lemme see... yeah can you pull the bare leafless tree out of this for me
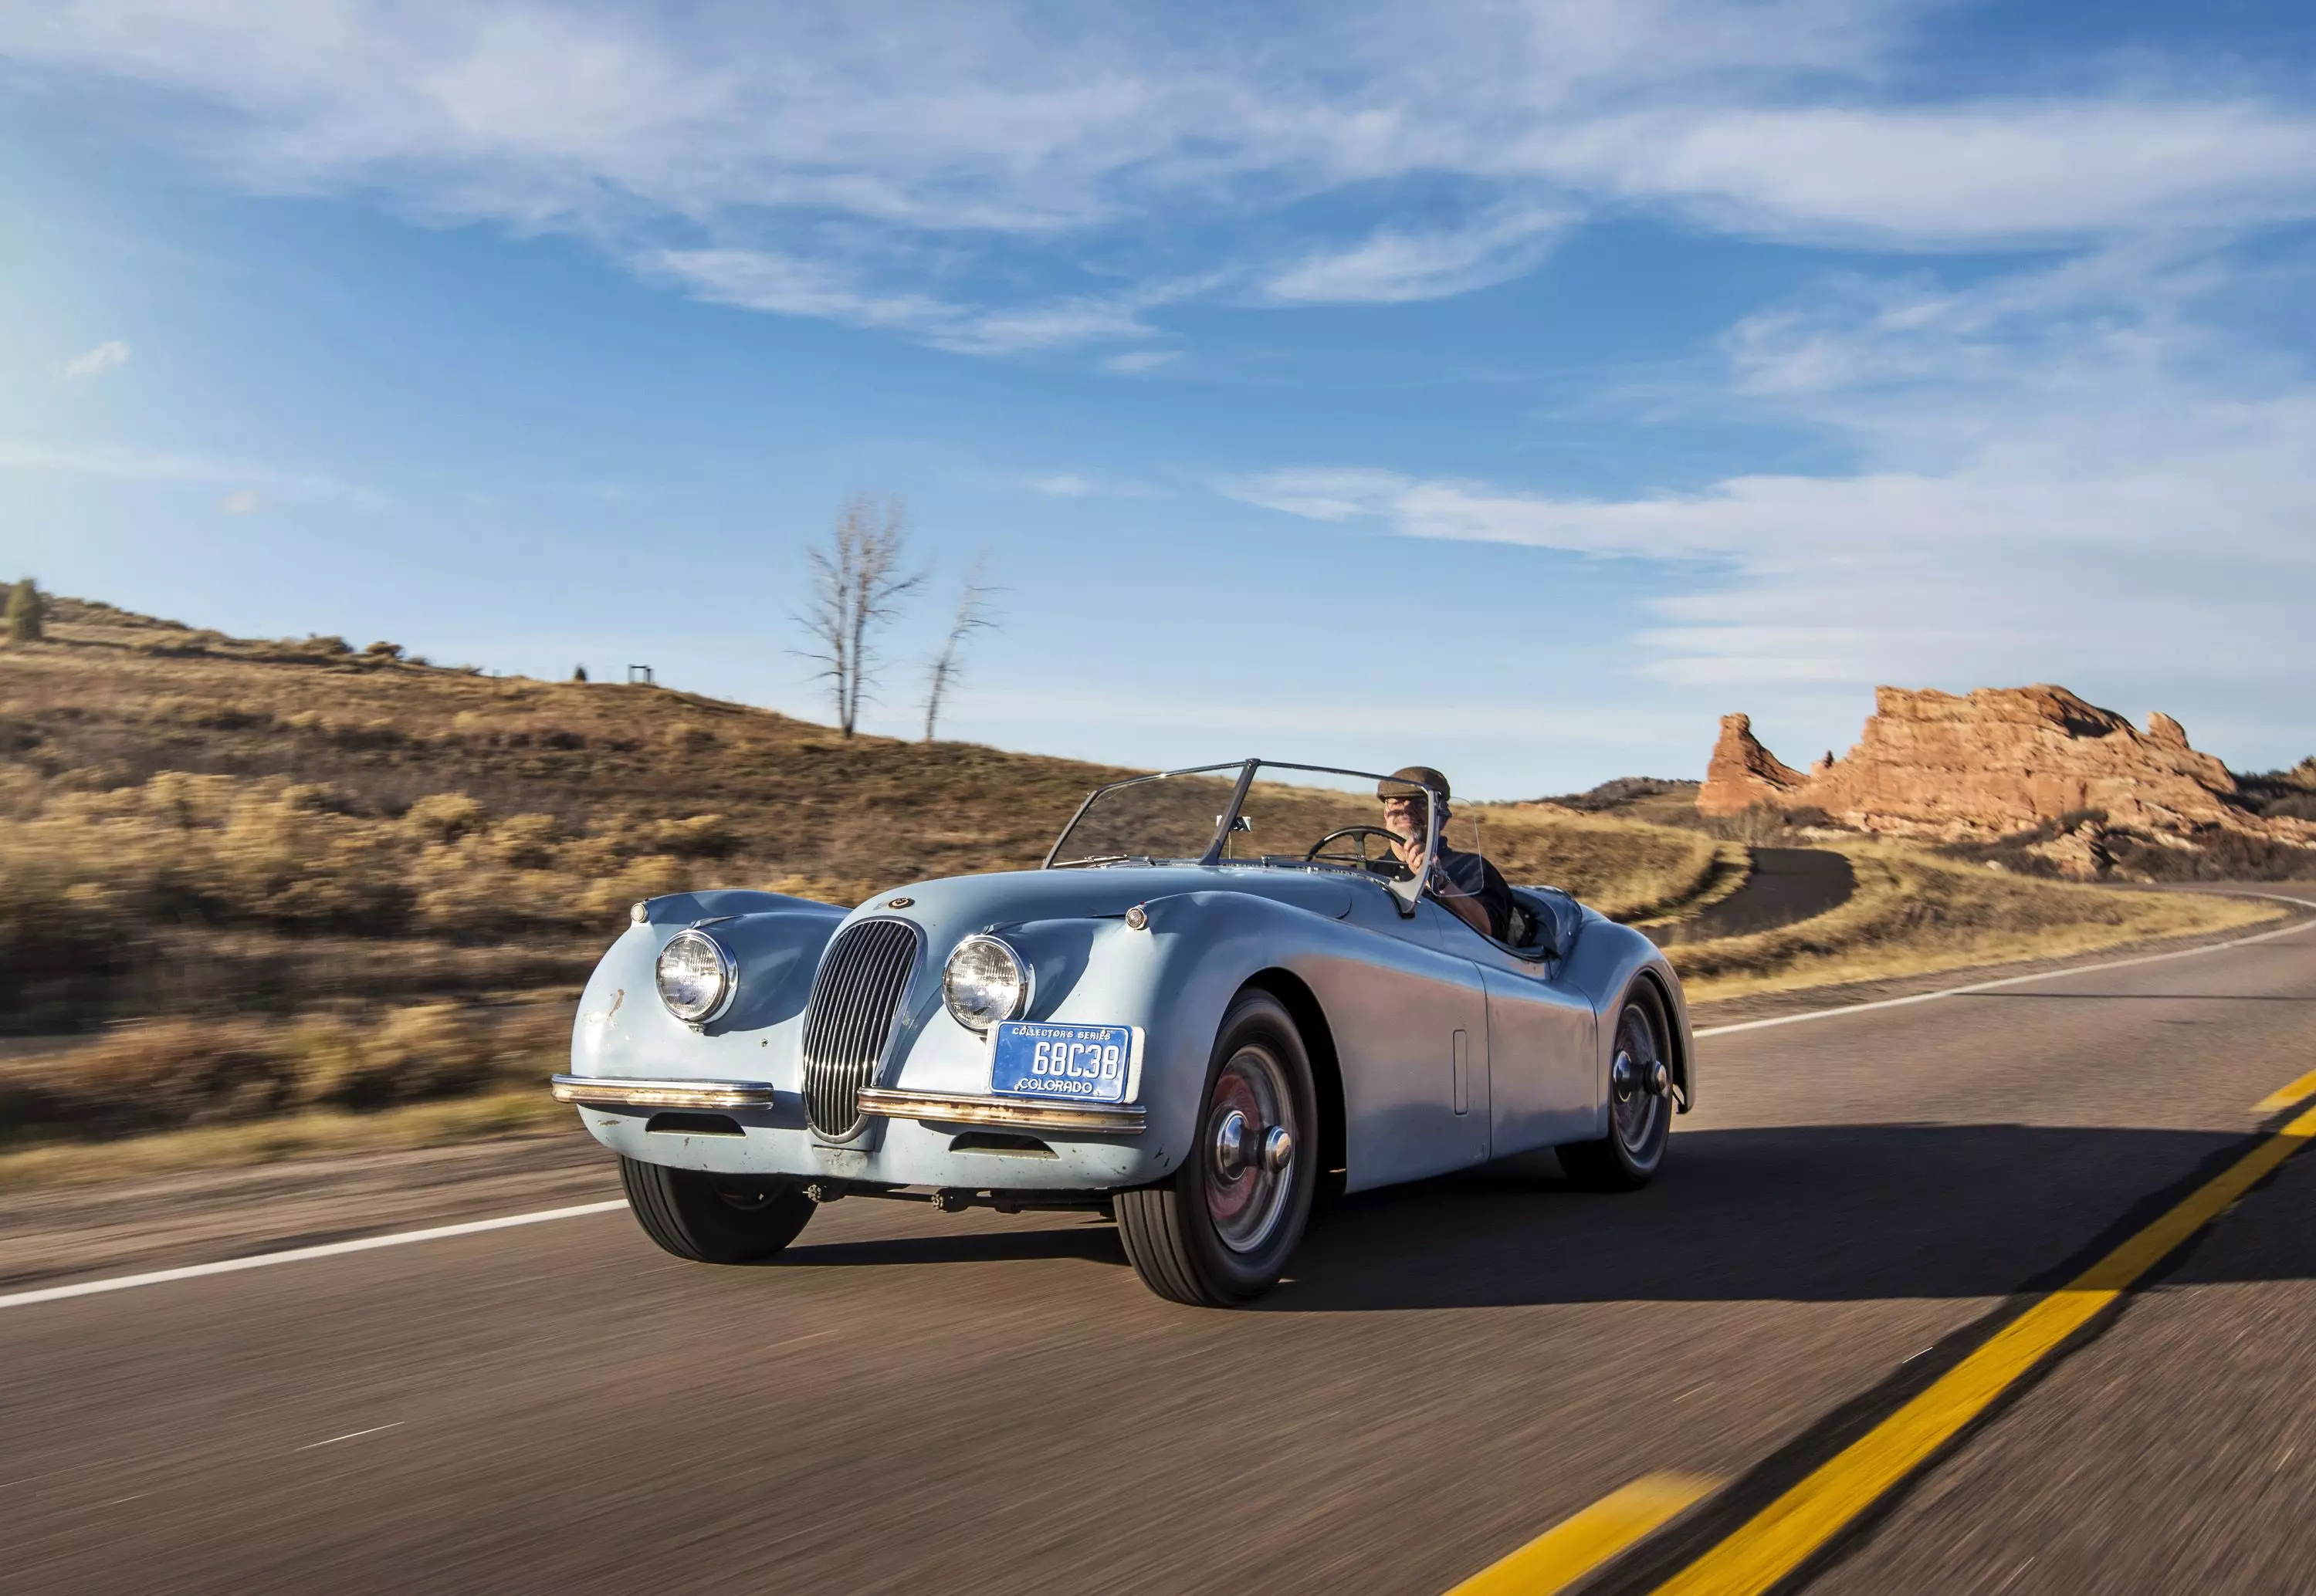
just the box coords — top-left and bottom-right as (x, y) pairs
(922, 553), (999, 742)
(797, 493), (925, 737)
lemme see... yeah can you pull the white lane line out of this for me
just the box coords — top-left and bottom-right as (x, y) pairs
(1695, 893), (2316, 1040)
(299, 1422), (405, 1450)
(0, 1199), (630, 1312)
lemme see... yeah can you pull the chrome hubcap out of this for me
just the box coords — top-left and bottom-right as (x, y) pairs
(1214, 1108), (1253, 1178)
(1610, 1005), (1666, 1157)
(1204, 1043), (1297, 1254)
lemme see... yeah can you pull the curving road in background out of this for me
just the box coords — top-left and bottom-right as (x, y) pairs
(5, 893), (2314, 1594)
(1644, 846), (1857, 947)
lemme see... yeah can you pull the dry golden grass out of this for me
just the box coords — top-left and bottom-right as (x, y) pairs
(0, 1090), (567, 1191)
(1471, 805), (1725, 920)
(0, 1000), (570, 1146)
(1667, 843), (2284, 1001)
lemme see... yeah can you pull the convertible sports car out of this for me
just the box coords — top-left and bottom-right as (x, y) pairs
(553, 759), (1695, 1306)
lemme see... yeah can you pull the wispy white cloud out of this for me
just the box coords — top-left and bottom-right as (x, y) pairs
(1533, 103), (2316, 247)
(0, 438), (383, 511)
(8, 4), (2316, 353)
(645, 246), (1165, 354)
(1103, 349), (1179, 374)
(219, 489), (262, 512)
(1264, 205), (1569, 303)
(61, 340), (131, 380)
(1018, 471), (1160, 499)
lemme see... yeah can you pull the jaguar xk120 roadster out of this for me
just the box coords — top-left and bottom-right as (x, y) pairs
(552, 759), (1695, 1306)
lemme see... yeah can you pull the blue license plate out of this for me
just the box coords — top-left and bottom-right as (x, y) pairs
(989, 1022), (1140, 1104)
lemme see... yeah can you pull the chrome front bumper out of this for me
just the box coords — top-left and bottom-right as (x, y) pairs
(549, 1075), (779, 1111)
(857, 1087), (1147, 1136)
(551, 1074), (1145, 1135)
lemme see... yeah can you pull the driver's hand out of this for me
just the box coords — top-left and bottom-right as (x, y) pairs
(1390, 834), (1425, 876)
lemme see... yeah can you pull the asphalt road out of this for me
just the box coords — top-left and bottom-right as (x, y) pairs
(1651, 847), (1857, 945)
(6, 898), (2314, 1594)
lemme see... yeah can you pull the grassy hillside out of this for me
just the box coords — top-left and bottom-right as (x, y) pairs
(0, 598), (1741, 1161)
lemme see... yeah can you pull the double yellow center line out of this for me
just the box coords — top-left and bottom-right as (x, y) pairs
(1651, 1098), (2316, 1594)
(1448, 1080), (2316, 1595)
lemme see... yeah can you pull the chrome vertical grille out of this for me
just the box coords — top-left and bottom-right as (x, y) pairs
(801, 918), (923, 1138)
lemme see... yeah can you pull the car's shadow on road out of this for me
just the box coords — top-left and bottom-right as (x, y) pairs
(761, 1123), (2310, 1304)
(777, 1222), (1125, 1270)
(1265, 1123), (2310, 1311)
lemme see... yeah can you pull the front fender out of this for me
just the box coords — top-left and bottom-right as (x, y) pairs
(569, 892), (845, 1088)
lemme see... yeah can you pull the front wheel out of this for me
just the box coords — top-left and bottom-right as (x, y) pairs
(1558, 984), (1674, 1191)
(1117, 991), (1317, 1307)
(619, 1156), (816, 1263)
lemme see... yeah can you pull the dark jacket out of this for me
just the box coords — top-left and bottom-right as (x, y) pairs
(1429, 841), (1512, 941)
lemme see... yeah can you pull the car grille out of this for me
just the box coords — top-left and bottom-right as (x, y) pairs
(801, 918), (923, 1139)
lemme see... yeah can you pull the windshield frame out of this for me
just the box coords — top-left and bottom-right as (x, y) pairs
(1042, 758), (1440, 917)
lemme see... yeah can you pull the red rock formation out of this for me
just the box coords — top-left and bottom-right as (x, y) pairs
(1699, 713), (1810, 817)
(1700, 685), (2314, 861)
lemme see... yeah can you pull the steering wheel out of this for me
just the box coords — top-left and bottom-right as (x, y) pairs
(1305, 826), (1414, 881)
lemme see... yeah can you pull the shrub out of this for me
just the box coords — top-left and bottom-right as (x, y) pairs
(650, 813), (740, 859)
(404, 793), (486, 842)
(6, 579), (45, 643)
(362, 640), (404, 660)
(2108, 829), (2316, 881)
(64, 1018), (303, 1132)
(491, 813), (562, 868)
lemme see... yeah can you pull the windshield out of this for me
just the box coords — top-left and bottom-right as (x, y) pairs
(1044, 759), (1441, 911)
(1043, 763), (1247, 867)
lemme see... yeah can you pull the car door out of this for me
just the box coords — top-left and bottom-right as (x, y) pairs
(1326, 875), (1492, 1189)
(1456, 926), (1598, 1158)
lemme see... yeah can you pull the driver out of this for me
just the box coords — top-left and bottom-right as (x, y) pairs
(1379, 766), (1512, 942)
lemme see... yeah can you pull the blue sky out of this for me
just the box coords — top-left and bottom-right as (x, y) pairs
(6, 1), (2315, 796)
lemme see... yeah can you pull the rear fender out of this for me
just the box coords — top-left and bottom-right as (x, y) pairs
(1556, 915), (1698, 1134)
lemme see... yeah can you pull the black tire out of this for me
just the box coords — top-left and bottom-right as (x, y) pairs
(618, 1156), (816, 1264)
(1559, 983), (1675, 1192)
(1117, 990), (1318, 1307)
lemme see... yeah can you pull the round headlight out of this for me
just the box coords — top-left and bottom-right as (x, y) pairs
(656, 929), (736, 1023)
(943, 935), (1028, 1032)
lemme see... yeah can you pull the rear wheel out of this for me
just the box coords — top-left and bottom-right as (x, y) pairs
(1118, 991), (1316, 1307)
(1558, 984), (1674, 1191)
(618, 1156), (816, 1263)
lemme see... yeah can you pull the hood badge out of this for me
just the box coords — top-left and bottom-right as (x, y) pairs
(886, 896), (916, 909)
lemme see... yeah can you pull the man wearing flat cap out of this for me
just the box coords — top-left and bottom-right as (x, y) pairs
(1377, 766), (1512, 942)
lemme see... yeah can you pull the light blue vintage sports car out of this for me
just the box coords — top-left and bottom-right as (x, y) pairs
(553, 759), (1695, 1305)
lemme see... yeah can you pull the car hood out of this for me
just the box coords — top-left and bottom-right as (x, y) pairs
(852, 863), (1356, 945)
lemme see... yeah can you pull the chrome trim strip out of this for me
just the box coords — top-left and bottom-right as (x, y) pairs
(550, 1075), (777, 1111)
(856, 1087), (1146, 1135)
